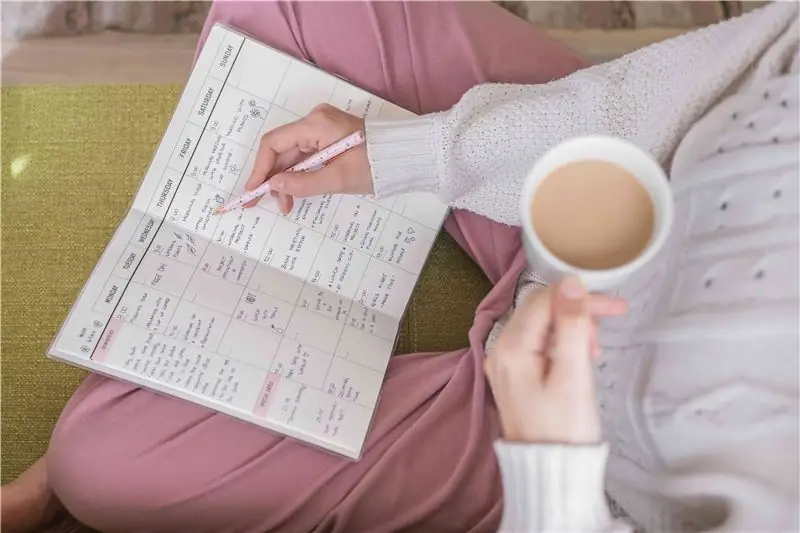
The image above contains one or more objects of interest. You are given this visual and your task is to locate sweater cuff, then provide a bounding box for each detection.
[365,116,440,198]
[494,441,614,533]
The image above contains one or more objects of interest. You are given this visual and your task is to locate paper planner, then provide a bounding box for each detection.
[48,24,448,460]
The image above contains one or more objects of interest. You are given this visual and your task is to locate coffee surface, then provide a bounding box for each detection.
[531,160,655,270]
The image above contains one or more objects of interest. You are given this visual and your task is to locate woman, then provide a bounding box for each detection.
[4,2,798,532]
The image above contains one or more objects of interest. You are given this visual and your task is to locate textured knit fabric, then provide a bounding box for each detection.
[366,3,800,532]
[366,2,798,226]
[493,443,628,533]
[45,2,590,532]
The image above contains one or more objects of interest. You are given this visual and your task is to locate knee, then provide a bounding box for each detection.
[47,407,158,529]
[48,417,118,526]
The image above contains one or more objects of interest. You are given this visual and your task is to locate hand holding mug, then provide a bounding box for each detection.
[485,277,627,444]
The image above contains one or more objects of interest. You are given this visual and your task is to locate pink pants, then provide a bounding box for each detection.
[48,3,586,532]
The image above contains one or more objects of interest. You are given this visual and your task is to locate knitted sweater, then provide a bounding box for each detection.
[365,3,799,532]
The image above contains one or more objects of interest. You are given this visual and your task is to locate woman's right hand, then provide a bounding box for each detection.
[247,104,374,214]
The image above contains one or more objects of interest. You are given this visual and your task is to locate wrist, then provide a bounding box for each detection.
[365,115,441,197]
[494,441,613,532]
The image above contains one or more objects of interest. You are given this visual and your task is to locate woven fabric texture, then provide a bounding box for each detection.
[1,85,491,490]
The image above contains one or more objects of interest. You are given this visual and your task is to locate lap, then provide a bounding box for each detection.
[49,2,587,531]
[50,352,501,532]
[198,0,586,114]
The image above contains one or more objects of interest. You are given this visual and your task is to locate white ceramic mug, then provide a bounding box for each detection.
[519,136,674,292]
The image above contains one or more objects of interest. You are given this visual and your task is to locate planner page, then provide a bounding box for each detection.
[49,23,449,459]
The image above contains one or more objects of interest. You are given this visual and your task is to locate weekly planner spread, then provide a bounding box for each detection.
[49,24,448,459]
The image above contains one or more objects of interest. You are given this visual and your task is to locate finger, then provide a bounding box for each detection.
[247,144,276,192]
[274,147,305,175]
[590,319,600,359]
[247,145,304,193]
[486,287,555,387]
[243,189,281,211]
[484,344,548,393]
[245,133,304,209]
[270,164,347,198]
[272,146,305,214]
[243,188,283,209]
[586,294,628,317]
[506,288,553,352]
[249,120,316,191]
[278,194,294,214]
[547,276,594,386]
[243,146,305,209]
[499,286,555,358]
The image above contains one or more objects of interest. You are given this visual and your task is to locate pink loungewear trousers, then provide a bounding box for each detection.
[47,2,587,531]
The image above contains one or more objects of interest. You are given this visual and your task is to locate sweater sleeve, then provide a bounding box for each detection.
[365,2,798,226]
[494,442,631,533]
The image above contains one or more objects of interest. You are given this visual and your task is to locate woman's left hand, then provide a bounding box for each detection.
[485,277,627,444]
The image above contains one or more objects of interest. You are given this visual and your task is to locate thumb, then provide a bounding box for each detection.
[269,166,345,198]
[547,276,594,387]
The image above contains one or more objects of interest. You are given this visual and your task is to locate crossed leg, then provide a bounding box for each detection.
[38,3,588,532]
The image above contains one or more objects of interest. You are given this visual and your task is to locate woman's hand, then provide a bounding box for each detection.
[247,104,374,213]
[485,277,626,445]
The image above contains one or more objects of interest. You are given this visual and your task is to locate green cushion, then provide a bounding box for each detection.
[0,85,492,483]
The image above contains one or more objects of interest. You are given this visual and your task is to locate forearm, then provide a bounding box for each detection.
[366,2,797,226]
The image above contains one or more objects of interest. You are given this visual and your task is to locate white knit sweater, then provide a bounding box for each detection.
[366,3,799,532]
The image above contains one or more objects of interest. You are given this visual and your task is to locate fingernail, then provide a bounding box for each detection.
[560,276,585,301]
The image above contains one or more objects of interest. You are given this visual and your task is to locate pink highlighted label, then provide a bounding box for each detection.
[94,318,123,363]
[253,373,281,418]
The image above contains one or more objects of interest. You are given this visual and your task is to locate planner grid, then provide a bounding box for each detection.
[49,24,448,459]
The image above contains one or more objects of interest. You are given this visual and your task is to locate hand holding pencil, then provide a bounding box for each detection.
[221,104,375,215]
[214,130,366,215]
